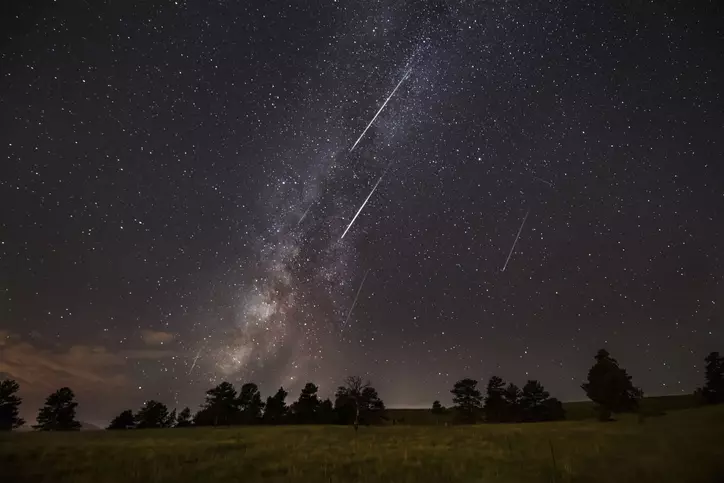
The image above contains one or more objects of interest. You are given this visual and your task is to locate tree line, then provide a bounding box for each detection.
[1,349,722,431]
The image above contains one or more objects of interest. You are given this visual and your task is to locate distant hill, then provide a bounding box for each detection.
[386,394,700,425]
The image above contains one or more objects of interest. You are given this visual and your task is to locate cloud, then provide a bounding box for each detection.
[120,349,178,359]
[140,329,176,346]
[0,341,128,394]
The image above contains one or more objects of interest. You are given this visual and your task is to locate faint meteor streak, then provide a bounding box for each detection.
[532,175,554,188]
[501,209,530,272]
[298,203,312,225]
[188,344,206,374]
[340,168,388,240]
[350,68,412,152]
[343,269,370,326]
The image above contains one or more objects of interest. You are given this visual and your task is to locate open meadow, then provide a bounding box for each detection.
[1,405,723,483]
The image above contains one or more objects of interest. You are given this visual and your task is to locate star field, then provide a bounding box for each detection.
[1,0,722,424]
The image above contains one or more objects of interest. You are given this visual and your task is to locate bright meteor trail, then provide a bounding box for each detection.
[501,209,530,272]
[340,169,388,240]
[350,68,412,152]
[343,269,370,326]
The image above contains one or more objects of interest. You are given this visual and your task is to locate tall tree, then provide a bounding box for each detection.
[335,376,367,430]
[451,378,483,424]
[501,383,523,422]
[318,398,335,424]
[0,379,25,430]
[165,408,177,428]
[483,376,506,422]
[291,382,322,424]
[194,382,239,426]
[520,380,549,421]
[582,349,643,420]
[175,407,192,427]
[431,400,446,424]
[701,351,724,404]
[335,377,385,428]
[34,387,81,431]
[237,383,265,424]
[263,387,288,424]
[107,409,135,430]
[134,400,170,429]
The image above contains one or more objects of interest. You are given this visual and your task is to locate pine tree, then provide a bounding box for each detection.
[451,378,483,424]
[519,380,548,421]
[107,409,135,430]
[701,352,724,404]
[483,376,506,422]
[292,383,322,424]
[501,383,522,422]
[34,387,81,431]
[431,400,446,424]
[0,379,25,430]
[134,400,170,429]
[164,408,177,428]
[194,382,239,426]
[582,349,643,420]
[237,383,265,424]
[263,387,288,424]
[176,407,192,427]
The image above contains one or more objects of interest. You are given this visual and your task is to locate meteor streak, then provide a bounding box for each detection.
[350,68,411,152]
[188,348,203,374]
[343,269,370,326]
[298,203,312,225]
[340,169,388,240]
[501,209,530,272]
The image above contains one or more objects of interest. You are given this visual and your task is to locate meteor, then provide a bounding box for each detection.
[501,209,530,272]
[298,203,312,225]
[350,68,412,152]
[343,269,370,326]
[188,348,203,374]
[340,168,388,240]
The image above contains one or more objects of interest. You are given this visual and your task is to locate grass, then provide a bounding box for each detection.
[1,405,723,483]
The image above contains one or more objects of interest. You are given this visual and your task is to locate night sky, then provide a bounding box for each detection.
[1,0,722,425]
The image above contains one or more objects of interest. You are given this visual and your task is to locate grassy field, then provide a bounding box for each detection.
[1,405,722,483]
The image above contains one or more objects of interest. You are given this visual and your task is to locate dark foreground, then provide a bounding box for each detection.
[2,405,723,483]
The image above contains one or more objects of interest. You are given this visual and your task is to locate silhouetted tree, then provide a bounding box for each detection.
[165,408,177,428]
[501,383,523,422]
[701,351,724,404]
[335,377,385,428]
[451,378,482,424]
[360,386,386,424]
[582,349,643,420]
[237,383,264,424]
[483,376,506,422]
[540,397,566,421]
[263,387,288,424]
[336,376,366,430]
[175,407,192,427]
[135,400,170,429]
[291,382,322,424]
[194,382,239,426]
[318,398,335,424]
[520,380,548,421]
[431,400,446,424]
[0,379,25,430]
[107,409,135,430]
[34,387,81,431]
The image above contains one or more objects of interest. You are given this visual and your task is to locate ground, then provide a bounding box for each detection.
[1,405,722,483]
